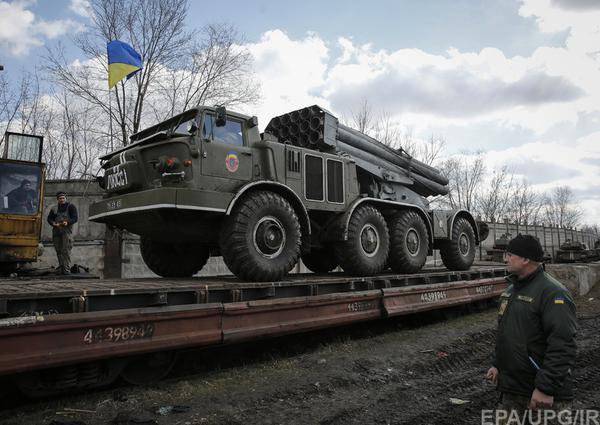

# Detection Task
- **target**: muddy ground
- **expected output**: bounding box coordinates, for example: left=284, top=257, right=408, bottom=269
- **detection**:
left=1, top=285, right=599, bottom=425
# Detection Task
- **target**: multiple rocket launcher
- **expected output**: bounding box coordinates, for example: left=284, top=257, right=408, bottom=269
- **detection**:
left=264, top=105, right=449, bottom=198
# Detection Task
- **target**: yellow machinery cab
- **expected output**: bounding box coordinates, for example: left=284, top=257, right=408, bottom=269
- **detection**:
left=0, top=132, right=45, bottom=272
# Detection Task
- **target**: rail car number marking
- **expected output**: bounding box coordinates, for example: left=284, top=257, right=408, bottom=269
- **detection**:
left=347, top=301, right=375, bottom=312
left=83, top=322, right=154, bottom=344
left=420, top=291, right=448, bottom=303
left=476, top=285, right=493, bottom=295
left=106, top=168, right=128, bottom=190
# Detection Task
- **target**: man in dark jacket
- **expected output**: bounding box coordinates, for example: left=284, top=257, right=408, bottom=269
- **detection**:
left=485, top=234, right=577, bottom=422
left=47, top=191, right=78, bottom=274
left=7, top=179, right=37, bottom=214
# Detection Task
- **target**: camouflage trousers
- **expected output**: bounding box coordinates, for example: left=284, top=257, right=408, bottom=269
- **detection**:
left=495, top=392, right=573, bottom=425
left=53, top=231, right=73, bottom=272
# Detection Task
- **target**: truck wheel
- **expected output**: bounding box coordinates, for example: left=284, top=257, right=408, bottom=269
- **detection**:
left=220, top=191, right=301, bottom=281
left=302, top=247, right=337, bottom=273
left=440, top=217, right=476, bottom=270
left=388, top=210, right=429, bottom=273
left=140, top=237, right=209, bottom=277
left=334, top=205, right=389, bottom=275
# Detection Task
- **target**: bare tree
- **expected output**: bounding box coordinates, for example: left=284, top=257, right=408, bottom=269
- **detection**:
left=350, top=98, right=374, bottom=134
left=346, top=100, right=420, bottom=157
left=419, top=134, right=446, bottom=166
left=478, top=165, right=514, bottom=223
left=506, top=178, right=542, bottom=224
left=45, top=0, right=193, bottom=146
left=371, top=109, right=400, bottom=148
left=581, top=224, right=599, bottom=234
left=438, top=152, right=485, bottom=211
left=152, top=24, right=259, bottom=120
left=0, top=71, right=56, bottom=162
left=45, top=0, right=258, bottom=148
left=0, top=71, right=45, bottom=136
left=542, top=186, right=583, bottom=228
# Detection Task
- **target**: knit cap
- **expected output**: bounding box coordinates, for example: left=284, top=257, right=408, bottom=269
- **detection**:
left=506, top=234, right=544, bottom=262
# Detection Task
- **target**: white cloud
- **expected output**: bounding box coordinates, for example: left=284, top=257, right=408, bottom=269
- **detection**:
left=240, top=28, right=600, bottom=223
left=238, top=29, right=330, bottom=125
left=69, top=0, right=91, bottom=17
left=0, top=1, right=82, bottom=56
left=519, top=0, right=600, bottom=54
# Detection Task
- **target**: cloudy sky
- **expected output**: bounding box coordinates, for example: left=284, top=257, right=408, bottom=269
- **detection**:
left=1, top=0, right=599, bottom=224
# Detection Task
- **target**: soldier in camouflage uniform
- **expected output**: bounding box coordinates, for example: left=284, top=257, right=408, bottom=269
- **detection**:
left=47, top=191, right=78, bottom=274
left=485, top=234, right=577, bottom=425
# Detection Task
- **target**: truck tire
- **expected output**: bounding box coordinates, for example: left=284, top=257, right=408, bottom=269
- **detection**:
left=140, top=237, right=209, bottom=277
left=302, top=247, right=337, bottom=273
left=440, top=217, right=476, bottom=270
left=388, top=210, right=429, bottom=273
left=334, top=205, right=389, bottom=275
left=220, top=191, right=301, bottom=281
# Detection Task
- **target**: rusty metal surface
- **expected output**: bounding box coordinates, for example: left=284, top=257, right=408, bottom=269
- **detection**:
left=0, top=267, right=506, bottom=317
left=0, top=304, right=223, bottom=375
left=382, top=277, right=506, bottom=316
left=0, top=267, right=505, bottom=297
left=222, top=290, right=382, bottom=343
left=0, top=275, right=508, bottom=376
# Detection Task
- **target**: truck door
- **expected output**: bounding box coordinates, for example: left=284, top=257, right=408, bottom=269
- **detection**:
left=200, top=113, right=253, bottom=181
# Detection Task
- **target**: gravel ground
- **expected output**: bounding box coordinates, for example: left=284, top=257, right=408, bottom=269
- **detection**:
left=1, top=285, right=599, bottom=425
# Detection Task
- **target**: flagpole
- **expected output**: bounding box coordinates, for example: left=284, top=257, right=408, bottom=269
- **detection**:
left=108, top=84, right=114, bottom=152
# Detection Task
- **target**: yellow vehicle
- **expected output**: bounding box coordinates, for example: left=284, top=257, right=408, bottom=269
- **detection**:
left=0, top=132, right=45, bottom=273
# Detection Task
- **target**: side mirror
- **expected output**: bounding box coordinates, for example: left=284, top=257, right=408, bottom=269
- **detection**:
left=96, top=175, right=106, bottom=189
left=248, top=116, right=258, bottom=128
left=187, top=121, right=198, bottom=134
left=215, top=106, right=226, bottom=127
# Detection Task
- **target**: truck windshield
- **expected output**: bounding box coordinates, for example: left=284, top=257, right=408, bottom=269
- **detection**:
left=202, top=113, right=244, bottom=146
left=0, top=162, right=42, bottom=216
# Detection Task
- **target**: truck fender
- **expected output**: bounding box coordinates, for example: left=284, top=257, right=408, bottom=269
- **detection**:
left=226, top=180, right=311, bottom=243
left=447, top=210, right=480, bottom=245
left=332, top=198, right=433, bottom=245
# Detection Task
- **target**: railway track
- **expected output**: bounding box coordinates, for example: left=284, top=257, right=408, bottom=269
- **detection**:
left=0, top=266, right=507, bottom=398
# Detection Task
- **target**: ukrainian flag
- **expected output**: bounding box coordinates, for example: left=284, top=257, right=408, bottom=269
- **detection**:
left=107, top=40, right=142, bottom=89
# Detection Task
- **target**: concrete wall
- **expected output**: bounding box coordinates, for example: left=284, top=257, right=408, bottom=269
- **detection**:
left=545, top=263, right=600, bottom=296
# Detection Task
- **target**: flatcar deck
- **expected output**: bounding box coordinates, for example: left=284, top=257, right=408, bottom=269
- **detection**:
left=0, top=266, right=506, bottom=317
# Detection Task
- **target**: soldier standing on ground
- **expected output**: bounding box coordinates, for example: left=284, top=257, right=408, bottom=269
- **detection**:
left=485, top=234, right=577, bottom=424
left=47, top=191, right=78, bottom=274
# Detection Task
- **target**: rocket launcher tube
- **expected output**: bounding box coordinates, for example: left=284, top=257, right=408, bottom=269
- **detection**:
left=336, top=126, right=448, bottom=186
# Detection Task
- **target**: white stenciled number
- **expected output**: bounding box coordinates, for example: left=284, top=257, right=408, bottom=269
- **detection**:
left=83, top=329, right=93, bottom=344
left=476, top=285, right=493, bottom=295
left=420, top=291, right=448, bottom=303
left=107, top=169, right=128, bottom=190
left=347, top=301, right=374, bottom=312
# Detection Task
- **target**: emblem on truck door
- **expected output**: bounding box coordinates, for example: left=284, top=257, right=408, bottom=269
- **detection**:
left=225, top=151, right=239, bottom=172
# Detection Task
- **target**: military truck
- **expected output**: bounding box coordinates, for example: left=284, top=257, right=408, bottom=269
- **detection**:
left=89, top=105, right=484, bottom=281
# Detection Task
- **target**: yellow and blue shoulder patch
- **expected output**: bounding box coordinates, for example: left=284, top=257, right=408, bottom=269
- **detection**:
left=554, top=296, right=565, bottom=305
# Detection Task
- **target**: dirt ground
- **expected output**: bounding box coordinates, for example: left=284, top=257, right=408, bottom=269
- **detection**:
left=1, top=285, right=599, bottom=425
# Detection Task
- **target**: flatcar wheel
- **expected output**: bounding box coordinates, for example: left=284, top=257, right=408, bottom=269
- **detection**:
left=14, top=360, right=125, bottom=398
left=121, top=351, right=176, bottom=385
